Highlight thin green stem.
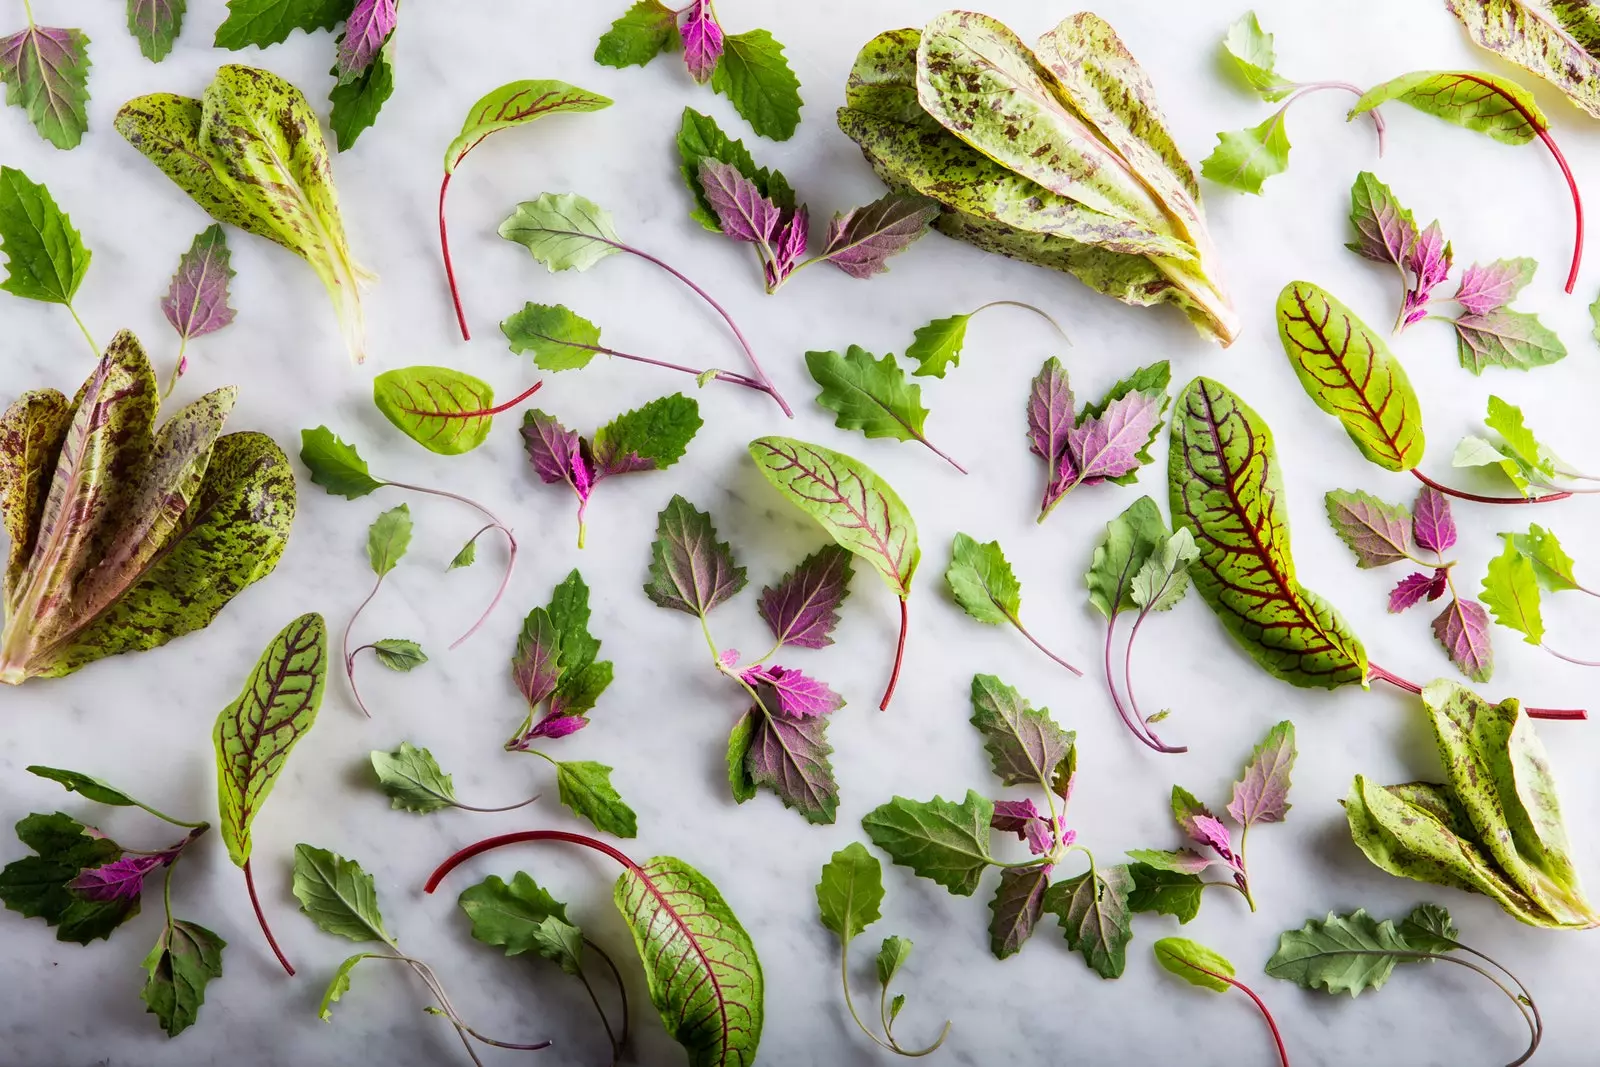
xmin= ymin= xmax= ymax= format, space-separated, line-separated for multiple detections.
xmin=697 ymin=613 xmax=721 ymax=666
xmin=161 ymin=861 xmax=174 ymax=925
xmin=163 ymin=336 xmax=189 ymax=400
xmin=21 ymin=0 xmax=35 ymax=27
xmin=839 ymin=938 xmax=898 ymax=1055
xmin=134 ymin=800 xmax=207 ymax=830
xmin=875 ymin=974 xmax=951 ymax=1057
xmin=67 ymin=304 xmax=97 ymax=356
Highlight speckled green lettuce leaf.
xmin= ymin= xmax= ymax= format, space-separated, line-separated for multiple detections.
xmin=115 ymin=65 xmax=371 ymax=363
xmin=1444 ymin=0 xmax=1600 ymax=119
xmin=1277 ymin=282 xmax=1425 ymax=471
xmin=0 ymin=389 xmax=72 ymax=602
xmin=1169 ymin=376 xmax=1367 ymax=689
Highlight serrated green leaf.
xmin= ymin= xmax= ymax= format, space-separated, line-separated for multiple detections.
xmin=140 ymin=918 xmax=225 ymax=1037
xmin=815 ymin=842 xmax=883 ymax=944
xmin=499 ymin=193 xmax=622 ymax=272
xmin=945 ymin=533 xmax=1020 ymax=626
xmin=676 ymin=107 xmax=794 ymax=230
xmin=0 ymin=167 xmax=90 ymax=303
xmin=370 ymin=638 xmax=425 ymax=672
xmin=1500 ymin=524 xmax=1581 ymax=592
xmin=1397 ymin=902 xmax=1459 ymax=955
xmin=1481 ymin=542 xmax=1544 ymax=644
xmin=644 ymin=495 xmax=746 ymax=619
xmin=317 ymin=951 xmax=379 ymax=1021
xmin=292 ymin=844 xmax=389 ymax=944
xmin=726 ymin=709 xmax=758 ymax=803
xmin=906 ymin=312 xmax=971 ymax=378
xmin=459 ymin=872 xmax=581 ymax=973
xmin=369 ymin=743 xmax=456 ymax=813
xmin=1200 ymin=114 xmax=1291 ymax=194
xmin=0 ymin=811 xmax=125 ymax=940
xmin=968 ymin=674 xmax=1072 ymax=789
xmin=328 ymin=40 xmax=394 ymax=152
xmin=1264 ymin=909 xmax=1410 ymax=995
xmin=501 ymin=302 xmax=603 ymax=371
xmin=861 ymin=791 xmax=993 ymax=896
xmin=1043 ymin=864 xmax=1133 ymax=979
xmin=594 ymin=0 xmax=680 ymax=69
xmin=711 ymin=28 xmax=803 ymax=141
xmin=1455 ymin=308 xmax=1566 ymax=374
xmin=448 ymin=538 xmax=477 ymax=570
xmin=128 ymin=0 xmax=187 ymax=63
xmin=1484 ymin=395 xmax=1554 ymax=479
xmin=1153 ymin=937 xmax=1234 ymax=993
xmin=1129 ymin=527 xmax=1198 ymax=613
xmin=805 ymin=347 xmax=930 ymax=446
xmin=300 ymin=426 xmax=385 ymax=499
xmin=1086 ymin=495 xmax=1168 ymax=619
xmin=1221 ymin=12 xmax=1295 ymax=101
xmin=1126 ymin=862 xmax=1206 ymax=925
xmin=592 ymin=393 xmax=702 ymax=471
xmin=555 ymin=761 xmax=636 ymax=838
xmin=213 ymin=0 xmax=346 ymax=50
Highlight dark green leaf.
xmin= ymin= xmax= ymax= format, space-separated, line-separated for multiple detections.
xmin=711 ymin=29 xmax=803 ymax=141
xmin=555 ymin=761 xmax=637 ymax=838
xmin=594 ymin=0 xmax=681 ymax=69
xmin=300 ymin=426 xmax=385 ymax=498
xmin=0 ymin=167 xmax=91 ymax=304
xmin=328 ymin=40 xmax=395 ymax=152
xmin=369 ymin=742 xmax=456 ymax=813
xmin=676 ymin=107 xmax=795 ymax=229
xmin=861 ymin=791 xmax=993 ymax=896
xmin=1126 ymin=861 xmax=1205 ymax=924
xmin=140 ymin=919 xmax=225 ymax=1037
xmin=0 ymin=812 xmax=124 ymax=939
xmin=291 ymin=843 xmax=390 ymax=943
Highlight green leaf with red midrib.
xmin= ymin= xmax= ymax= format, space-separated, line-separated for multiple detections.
xmin=1169 ymin=377 xmax=1367 ymax=690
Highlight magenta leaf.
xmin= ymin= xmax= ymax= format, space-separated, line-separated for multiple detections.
xmin=1389 ymin=570 xmax=1447 ymax=613
xmin=335 ymin=0 xmax=398 ymax=80
xmin=1346 ymin=171 xmax=1417 ymax=267
xmin=742 ymin=704 xmax=837 ymax=824
xmin=764 ymin=206 xmax=809 ymax=289
xmin=1225 ymin=720 xmax=1295 ymax=828
xmin=523 ymin=712 xmax=588 ymax=740
xmin=718 ymin=649 xmax=740 ymax=669
xmin=1432 ymin=596 xmax=1494 ymax=682
xmin=512 ymin=611 xmax=563 ymax=708
xmin=696 ymin=158 xmax=781 ymax=244
xmin=1027 ymin=355 xmax=1074 ymax=475
xmin=680 ymin=0 xmax=724 ymax=85
xmin=1453 ymin=257 xmax=1537 ymax=316
xmin=1188 ymin=814 xmax=1240 ymax=870
xmin=1399 ymin=221 xmax=1452 ymax=330
xmin=1067 ymin=390 xmax=1164 ymax=483
xmin=742 ymin=665 xmax=843 ymax=719
xmin=991 ymin=798 xmax=1042 ymax=835
xmin=66 ymin=854 xmax=165 ymax=901
xmin=1023 ymin=819 xmax=1057 ymax=856
xmin=521 ymin=410 xmax=584 ymax=495
xmin=758 ymin=544 xmax=854 ymax=649
xmin=818 ymin=193 xmax=940 ymax=279
xmin=161 ymin=226 xmax=236 ymax=342
xmin=1411 ymin=486 xmax=1456 ymax=554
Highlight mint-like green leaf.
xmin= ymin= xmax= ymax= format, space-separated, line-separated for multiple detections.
xmin=291 ymin=844 xmax=389 ymax=943
xmin=816 ymin=842 xmax=883 ymax=943
xmin=0 ymin=811 xmax=125 ymax=940
xmin=502 ymin=302 xmax=603 ymax=371
xmin=711 ymin=28 xmax=802 ymax=141
xmin=1126 ymin=862 xmax=1206 ymax=924
xmin=555 ymin=760 xmax=637 ymax=838
xmin=213 ymin=0 xmax=346 ymax=49
xmin=0 ymin=167 xmax=90 ymax=304
xmin=592 ymin=393 xmax=702 ymax=471
xmin=1200 ymin=114 xmax=1290 ymax=194
xmin=594 ymin=0 xmax=681 ymax=69
xmin=370 ymin=638 xmax=425 ymax=672
xmin=365 ymin=504 xmax=410 ymax=578
xmin=369 ymin=742 xmax=455 ymax=813
xmin=328 ymin=40 xmax=394 ymax=152
xmin=0 ymin=27 xmax=92 ymax=150
xmin=140 ymin=918 xmax=224 ymax=1037
xmin=861 ymin=791 xmax=994 ymax=897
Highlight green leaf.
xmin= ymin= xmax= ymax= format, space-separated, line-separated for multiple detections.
xmin=1200 ymin=114 xmax=1291 ymax=194
xmin=1169 ymin=376 xmax=1368 ymax=689
xmin=327 ymin=40 xmax=394 ymax=151
xmin=676 ymin=107 xmax=795 ymax=230
xmin=968 ymin=674 xmax=1073 ymax=789
xmin=365 ymin=503 xmax=411 ymax=578
xmin=1398 ymin=902 xmax=1459 ymax=955
xmin=501 ymin=302 xmax=603 ymax=371
xmin=214 ymin=0 xmax=346 ymax=49
xmin=1485 ymin=394 xmax=1556 ymax=481
xmin=0 ymin=167 xmax=90 ymax=304
xmin=1221 ymin=12 xmax=1295 ymax=100
xmin=370 ymin=638 xmax=426 ymax=672
xmin=128 ymin=0 xmax=186 ymax=62
xmin=1500 ymin=524 xmax=1581 ymax=592
xmin=555 ymin=761 xmax=637 ymax=838
xmin=459 ymin=872 xmax=582 ymax=972
xmin=542 ymin=569 xmax=611 ymax=717
xmin=805 ymin=347 xmax=931 ymax=447
xmin=711 ymin=28 xmax=803 ymax=141
xmin=613 ymin=855 xmax=764 ymax=1067
xmin=1481 ymin=542 xmax=1544 ymax=644
xmin=944 ymin=533 xmax=1020 ymax=626
xmin=861 ymin=791 xmax=994 ymax=897
xmin=300 ymin=426 xmax=384 ymax=499
xmin=317 ymin=951 xmax=379 ymax=1021
xmin=877 ymin=935 xmax=912 ymax=986
xmin=726 ymin=710 xmax=758 ymax=803
xmin=0 ymin=811 xmax=124 ymax=939
xmin=373 ymin=367 xmax=501 ymax=456
xmin=592 ymin=393 xmax=702 ymax=471
xmin=815 ymin=842 xmax=884 ymax=943
xmin=0 ymin=27 xmax=92 ymax=150
xmin=26 ymin=766 xmax=142 ymax=808
xmin=1086 ymin=495 xmax=1169 ymax=619
xmin=448 ymin=538 xmax=477 ymax=570
xmin=1126 ymin=862 xmax=1205 ymax=924
xmin=1264 ymin=909 xmax=1411 ymax=995
xmin=369 ymin=743 xmax=456 ymax=814
xmin=140 ymin=919 xmax=225 ymax=1037
xmin=1351 ymin=70 xmax=1543 ymax=146
xmin=499 ymin=192 xmax=622 ymax=272
xmin=594 ymin=0 xmax=681 ymax=69
xmin=906 ymin=312 xmax=972 ymax=378
xmin=214 ymin=614 xmax=328 ymax=866
xmin=1153 ymin=937 xmax=1234 ymax=993
xmin=444 ymin=80 xmax=612 ymax=174
xmin=749 ymin=437 xmax=919 ymax=598
xmin=1277 ymin=281 xmax=1426 ymax=471
xmin=1455 ymin=308 xmax=1566 ymax=374
xmin=291 ymin=844 xmax=390 ymax=943
xmin=1043 ymin=864 xmax=1134 ymax=979
xmin=1129 ymin=527 xmax=1199 ymax=613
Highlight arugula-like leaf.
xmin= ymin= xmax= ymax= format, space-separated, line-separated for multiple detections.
xmin=213 ymin=0 xmax=347 ymax=50
xmin=140 ymin=918 xmax=225 ymax=1037
xmin=805 ymin=346 xmax=961 ymax=471
xmin=0 ymin=167 xmax=90 ymax=306
xmin=299 ymin=426 xmax=384 ymax=499
xmin=458 ymin=872 xmax=580 ymax=972
xmin=711 ymin=28 xmax=802 ymax=141
xmin=370 ymin=743 xmax=457 ymax=814
xmin=501 ymin=302 xmax=604 ymax=371
xmin=0 ymin=26 xmax=91 ymax=150
xmin=1129 ymin=527 xmax=1198 ymax=614
xmin=595 ymin=0 xmax=681 ymax=68
xmin=555 ymin=761 xmax=637 ymax=838
xmin=945 ymin=534 xmax=1020 ymax=626
xmin=1264 ymin=909 xmax=1412 ymax=995
xmin=862 ymin=791 xmax=994 ymax=896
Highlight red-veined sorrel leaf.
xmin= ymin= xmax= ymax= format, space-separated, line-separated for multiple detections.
xmin=644 ymin=494 xmax=747 ymax=618
xmin=373 ymin=366 xmax=542 ymax=456
xmin=818 ymin=192 xmax=939 ymax=279
xmin=1277 ymin=281 xmax=1424 ymax=472
xmin=1169 ymin=376 xmax=1367 ymax=689
xmin=757 ymin=544 xmax=853 ymax=649
xmin=162 ymin=225 xmax=236 ymax=342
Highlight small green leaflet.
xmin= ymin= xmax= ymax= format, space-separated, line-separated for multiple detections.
xmin=710 ymin=28 xmax=803 ymax=141
xmin=1126 ymin=862 xmax=1205 ymax=924
xmin=906 ymin=300 xmax=1069 ymax=379
xmin=1153 ymin=937 xmax=1234 ymax=993
xmin=140 ymin=919 xmax=225 ymax=1037
xmin=861 ymin=791 xmax=994 ymax=896
xmin=1130 ymin=527 xmax=1199 ymax=613
xmin=1481 ymin=542 xmax=1544 ymax=644
xmin=1500 ymin=524 xmax=1582 ymax=592
xmin=291 ymin=843 xmax=391 ymax=944
xmin=318 ymin=952 xmax=377 ymax=1021
xmin=502 ymin=302 xmax=604 ymax=371
xmin=1086 ymin=495 xmax=1169 ymax=619
xmin=499 ymin=193 xmax=622 ymax=272
xmin=214 ymin=614 xmax=328 ymax=867
xmin=213 ymin=0 xmax=347 ymax=50
xmin=26 ymin=765 xmax=142 ymax=809
xmin=555 ymin=761 xmax=637 ymax=838
xmin=448 ymin=538 xmax=477 ymax=570
xmin=328 ymin=38 xmax=394 ymax=151
xmin=370 ymin=638 xmax=425 ymax=671
xmin=0 ymin=27 xmax=92 ymax=150
xmin=594 ymin=0 xmax=681 ymax=69
xmin=458 ymin=872 xmax=583 ymax=974
xmin=300 ymin=426 xmax=386 ymax=499
xmin=1043 ymin=864 xmax=1135 ymax=979
xmin=1220 ymin=12 xmax=1295 ymax=100
xmin=878 ymin=935 xmax=912 ymax=985
xmin=805 ymin=346 xmax=963 ymax=472
xmin=1200 ymin=114 xmax=1291 ymax=195
xmin=370 ymin=743 xmax=457 ymax=813
xmin=366 ymin=504 xmax=411 ymax=578
xmin=0 ymin=167 xmax=91 ymax=306
xmin=1452 ymin=395 xmax=1561 ymax=495
xmin=815 ymin=842 xmax=883 ymax=943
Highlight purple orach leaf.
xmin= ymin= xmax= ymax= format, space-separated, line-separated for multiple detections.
xmin=589 ymin=442 xmax=658 ymax=481
xmin=571 ymin=446 xmax=595 ymax=499
xmin=1023 ymin=818 xmax=1056 ymax=856
xmin=512 ymin=612 xmax=563 ymax=709
xmin=718 ymin=649 xmax=741 ymax=669
xmin=1411 ymin=486 xmax=1457 ymax=554
xmin=1324 ymin=489 xmax=1414 ymax=569
xmin=744 ymin=665 xmax=843 ymax=719
xmin=1389 ymin=570 xmax=1448 ymax=613
xmin=764 ymin=206 xmax=809 ymax=289
xmin=67 ymin=854 xmax=165 ymax=901
xmin=744 ymin=705 xmax=837 ymax=821
xmin=522 ymin=410 xmax=584 ymax=492
xmin=1225 ymin=720 xmax=1295 ymax=828
xmin=991 ymin=797 xmax=1043 ymax=835
xmin=1453 ymin=257 xmax=1537 ymax=317
xmin=1432 ymin=596 xmax=1494 ymax=683
xmin=1399 ymin=221 xmax=1452 ymax=330
xmin=819 ymin=193 xmax=939 ymax=280
xmin=758 ymin=544 xmax=854 ymax=649
xmin=1066 ymin=390 xmax=1164 ymax=483
xmin=1189 ymin=814 xmax=1240 ymax=870
xmin=161 ymin=226 xmax=236 ymax=342
xmin=697 ymin=158 xmax=781 ymax=245
xmin=643 ymin=495 xmax=747 ymax=618
xmin=523 ymin=712 xmax=588 ymax=741
xmin=1027 ymin=357 xmax=1075 ymax=488
xmin=1347 ymin=172 xmax=1417 ymax=267
xmin=680 ymin=0 xmax=723 ymax=85
xmin=335 ymin=0 xmax=398 ymax=79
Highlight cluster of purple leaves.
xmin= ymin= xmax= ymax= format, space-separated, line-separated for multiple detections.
xmin=1325 ymin=484 xmax=1491 ymax=682
xmin=1347 ymin=172 xmax=1561 ymax=372
xmin=1028 ymin=358 xmax=1170 ymax=522
xmin=644 ymin=495 xmax=855 ymax=824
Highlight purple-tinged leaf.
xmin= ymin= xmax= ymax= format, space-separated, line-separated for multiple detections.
xmin=521 ymin=410 xmax=584 ymax=494
xmin=1399 ymin=222 xmax=1452 ymax=330
xmin=1027 ymin=356 xmax=1074 ymax=470
xmin=743 ymin=665 xmax=843 ymax=719
xmin=643 ymin=494 xmax=746 ymax=618
xmin=0 ymin=26 xmax=91 ymax=150
xmin=764 ymin=206 xmax=808 ymax=288
xmin=718 ymin=648 xmax=740 ymax=669
xmin=1432 ymin=596 xmax=1493 ymax=683
xmin=1453 ymin=308 xmax=1567 ymax=373
xmin=1023 ymin=819 xmax=1056 ymax=857
xmin=819 ymin=193 xmax=939 ymax=280
xmin=696 ymin=158 xmax=780 ymax=244
xmin=758 ymin=544 xmax=853 ymax=649
xmin=745 ymin=704 xmax=837 ymax=824
xmin=522 ymin=711 xmax=588 ymax=741
xmin=512 ymin=610 xmax=562 ymax=708
xmin=1189 ymin=814 xmax=1239 ymax=869
xmin=1067 ymin=390 xmax=1163 ymax=483
xmin=680 ymin=0 xmax=723 ymax=85
xmin=1389 ymin=570 xmax=1448 ymax=613
xmin=67 ymin=853 xmax=165 ymax=901
xmin=1226 ymin=720 xmax=1295 ymax=828
xmin=1453 ymin=257 xmax=1537 ymax=316
xmin=161 ymin=226 xmax=235 ymax=342
xmin=1411 ymin=486 xmax=1456 ymax=554
xmin=991 ymin=798 xmax=1043 ymax=835
xmin=335 ymin=0 xmax=397 ymax=80
xmin=988 ymin=862 xmax=1052 ymax=960
xmin=1125 ymin=847 xmax=1219 ymax=876
xmin=1323 ymin=488 xmax=1414 ymax=568
xmin=1346 ymin=171 xmax=1417 ymax=267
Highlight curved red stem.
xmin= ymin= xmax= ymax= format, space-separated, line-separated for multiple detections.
xmin=1410 ymin=468 xmax=1570 ymax=506
xmin=879 ymin=596 xmax=909 ymax=711
xmin=1194 ymin=966 xmax=1290 ymax=1067
xmin=1368 ymin=661 xmax=1586 ymax=721
xmin=243 ymin=858 xmax=295 ymax=976
xmin=425 ymin=830 xmax=642 ymax=894
xmin=396 ymin=381 xmax=542 ymax=419
xmin=439 ymin=172 xmax=471 ymax=341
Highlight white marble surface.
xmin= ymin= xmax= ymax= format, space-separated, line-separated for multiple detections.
xmin=4 ymin=1 xmax=1600 ymax=1064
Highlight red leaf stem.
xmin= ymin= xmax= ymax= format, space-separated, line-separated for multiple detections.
xmin=1410 ymin=468 xmax=1570 ymax=505
xmin=394 ymin=381 xmax=543 ymax=420
xmin=439 ymin=173 xmax=471 ymax=340
xmin=1368 ymin=661 xmax=1586 ymax=720
xmin=879 ymin=595 xmax=909 ymax=711
xmin=425 ymin=830 xmax=643 ymax=894
xmin=1184 ymin=962 xmax=1291 ymax=1067
xmin=243 ymin=858 xmax=295 ymax=976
